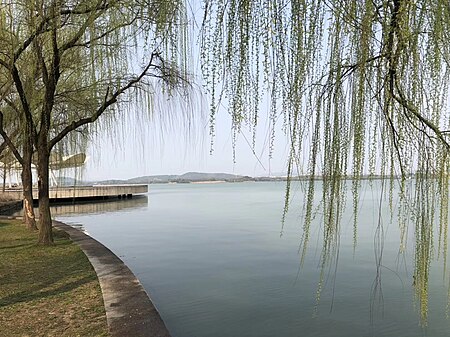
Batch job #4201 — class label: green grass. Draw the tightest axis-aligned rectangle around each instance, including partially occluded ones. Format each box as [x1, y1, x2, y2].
[0, 220, 109, 336]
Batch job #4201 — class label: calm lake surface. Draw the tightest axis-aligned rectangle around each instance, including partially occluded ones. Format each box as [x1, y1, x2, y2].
[54, 181, 450, 337]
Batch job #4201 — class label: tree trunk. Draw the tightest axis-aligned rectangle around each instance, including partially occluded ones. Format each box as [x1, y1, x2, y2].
[21, 163, 37, 230]
[2, 163, 6, 192]
[37, 144, 53, 245]
[19, 132, 38, 230]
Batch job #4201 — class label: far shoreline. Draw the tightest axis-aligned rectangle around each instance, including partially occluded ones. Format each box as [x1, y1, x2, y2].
[190, 180, 226, 184]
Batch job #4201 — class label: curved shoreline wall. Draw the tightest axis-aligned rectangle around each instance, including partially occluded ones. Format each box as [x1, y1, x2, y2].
[53, 220, 171, 337]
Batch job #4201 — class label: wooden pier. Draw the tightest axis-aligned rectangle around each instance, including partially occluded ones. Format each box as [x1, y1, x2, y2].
[1, 184, 148, 202]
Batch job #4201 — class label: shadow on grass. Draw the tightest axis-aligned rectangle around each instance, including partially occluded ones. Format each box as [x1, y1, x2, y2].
[0, 236, 98, 309]
[0, 274, 96, 307]
[53, 229, 70, 239]
[0, 242, 35, 250]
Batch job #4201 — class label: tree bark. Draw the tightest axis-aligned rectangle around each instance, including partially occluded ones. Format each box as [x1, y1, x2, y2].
[22, 137, 37, 230]
[37, 142, 53, 244]
[22, 143, 37, 232]
[2, 164, 6, 192]
[21, 164, 37, 230]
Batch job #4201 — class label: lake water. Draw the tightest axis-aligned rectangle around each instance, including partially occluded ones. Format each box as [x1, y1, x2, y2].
[54, 181, 450, 337]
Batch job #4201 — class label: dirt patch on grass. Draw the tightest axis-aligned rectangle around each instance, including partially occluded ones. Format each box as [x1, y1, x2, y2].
[0, 220, 109, 336]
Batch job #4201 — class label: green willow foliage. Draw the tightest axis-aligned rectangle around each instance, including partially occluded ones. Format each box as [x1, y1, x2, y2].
[0, 0, 189, 154]
[202, 0, 450, 325]
[1, 1, 188, 142]
[0, 0, 191, 243]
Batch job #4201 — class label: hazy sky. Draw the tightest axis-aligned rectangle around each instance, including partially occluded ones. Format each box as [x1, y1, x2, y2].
[77, 2, 291, 181]
[82, 102, 291, 181]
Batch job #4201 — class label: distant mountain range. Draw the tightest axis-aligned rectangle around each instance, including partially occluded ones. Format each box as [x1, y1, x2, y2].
[53, 171, 392, 186]
[99, 172, 257, 184]
[55, 172, 288, 186]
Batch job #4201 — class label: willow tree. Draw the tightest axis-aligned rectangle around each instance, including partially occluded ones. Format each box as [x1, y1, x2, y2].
[0, 0, 190, 244]
[0, 111, 36, 230]
[202, 0, 450, 324]
[0, 45, 37, 230]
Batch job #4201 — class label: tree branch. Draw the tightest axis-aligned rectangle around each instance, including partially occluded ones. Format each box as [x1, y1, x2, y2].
[60, 2, 110, 16]
[33, 38, 49, 88]
[393, 81, 450, 149]
[67, 19, 138, 49]
[13, 18, 51, 62]
[59, 0, 106, 53]
[49, 53, 157, 149]
[11, 65, 37, 145]
[0, 111, 23, 165]
[6, 1, 110, 63]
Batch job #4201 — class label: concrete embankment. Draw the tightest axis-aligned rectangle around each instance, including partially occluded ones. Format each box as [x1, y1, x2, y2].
[54, 221, 171, 337]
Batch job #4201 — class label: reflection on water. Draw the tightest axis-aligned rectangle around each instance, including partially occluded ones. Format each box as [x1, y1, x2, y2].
[12, 195, 148, 217]
[51, 196, 148, 216]
[54, 182, 450, 337]
[53, 196, 148, 236]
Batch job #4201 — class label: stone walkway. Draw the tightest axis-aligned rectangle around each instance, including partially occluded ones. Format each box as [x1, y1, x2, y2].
[53, 220, 171, 337]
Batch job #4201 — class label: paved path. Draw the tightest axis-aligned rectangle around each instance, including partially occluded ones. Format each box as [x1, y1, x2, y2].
[53, 220, 171, 337]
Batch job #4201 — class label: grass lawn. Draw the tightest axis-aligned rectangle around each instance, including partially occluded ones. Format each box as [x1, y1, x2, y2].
[0, 220, 109, 336]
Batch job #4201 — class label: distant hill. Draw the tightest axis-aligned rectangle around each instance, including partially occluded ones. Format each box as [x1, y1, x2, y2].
[177, 172, 248, 182]
[126, 175, 177, 184]
[95, 172, 254, 184]
[49, 172, 293, 187]
[52, 172, 401, 186]
[92, 179, 129, 185]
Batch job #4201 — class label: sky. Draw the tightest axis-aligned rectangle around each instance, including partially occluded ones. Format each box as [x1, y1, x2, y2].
[76, 2, 292, 182]
[82, 103, 291, 181]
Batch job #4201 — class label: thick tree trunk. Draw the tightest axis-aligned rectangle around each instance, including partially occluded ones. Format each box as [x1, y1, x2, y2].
[37, 145, 53, 245]
[21, 134, 37, 230]
[22, 139, 36, 230]
[21, 163, 37, 230]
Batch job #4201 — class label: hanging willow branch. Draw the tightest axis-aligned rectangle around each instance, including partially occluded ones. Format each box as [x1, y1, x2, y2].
[202, 0, 450, 325]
